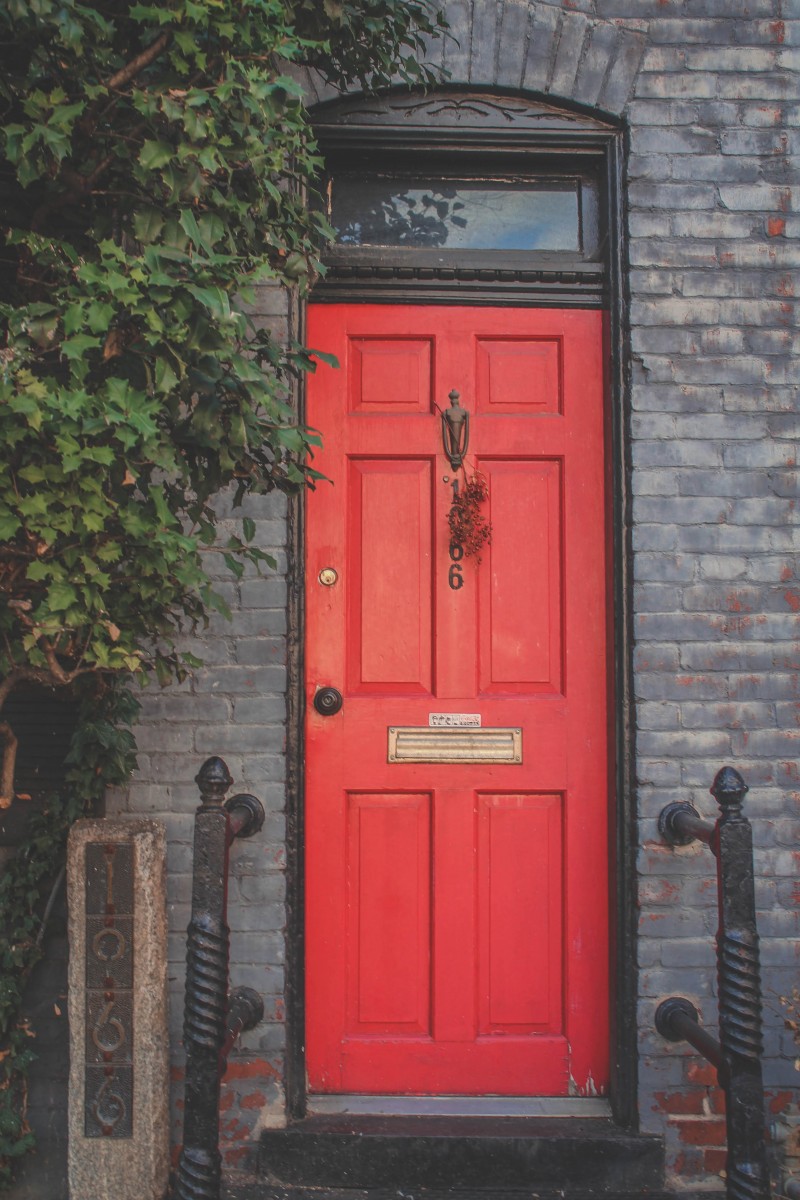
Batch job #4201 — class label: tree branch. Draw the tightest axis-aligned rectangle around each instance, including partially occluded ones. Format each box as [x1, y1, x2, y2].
[0, 720, 19, 808]
[106, 31, 172, 93]
[29, 29, 171, 235]
[38, 637, 80, 686]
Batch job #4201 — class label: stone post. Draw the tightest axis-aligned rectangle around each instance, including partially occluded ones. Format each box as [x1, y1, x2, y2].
[67, 818, 169, 1200]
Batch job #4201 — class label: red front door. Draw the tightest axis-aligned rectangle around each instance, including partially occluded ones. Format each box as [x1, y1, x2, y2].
[304, 304, 610, 1096]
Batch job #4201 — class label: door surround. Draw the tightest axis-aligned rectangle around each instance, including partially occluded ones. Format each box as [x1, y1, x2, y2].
[284, 87, 636, 1128]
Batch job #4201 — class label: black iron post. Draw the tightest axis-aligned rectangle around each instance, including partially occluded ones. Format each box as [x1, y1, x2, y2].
[657, 767, 771, 1200]
[175, 756, 233, 1200]
[174, 757, 265, 1200]
[712, 767, 770, 1200]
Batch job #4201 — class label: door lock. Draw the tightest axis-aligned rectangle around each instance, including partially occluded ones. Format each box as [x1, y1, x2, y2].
[313, 687, 343, 716]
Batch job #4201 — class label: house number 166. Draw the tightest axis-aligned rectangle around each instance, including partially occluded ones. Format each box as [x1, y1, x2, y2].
[448, 540, 464, 590]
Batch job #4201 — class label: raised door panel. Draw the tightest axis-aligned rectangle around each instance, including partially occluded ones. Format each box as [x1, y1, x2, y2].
[346, 793, 432, 1036]
[347, 459, 433, 693]
[478, 459, 563, 695]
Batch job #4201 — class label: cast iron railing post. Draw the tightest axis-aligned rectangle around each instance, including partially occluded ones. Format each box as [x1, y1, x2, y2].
[175, 756, 265, 1200]
[656, 767, 771, 1200]
[713, 767, 770, 1200]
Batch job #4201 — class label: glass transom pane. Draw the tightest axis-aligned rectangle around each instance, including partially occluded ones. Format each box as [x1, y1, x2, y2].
[330, 178, 581, 252]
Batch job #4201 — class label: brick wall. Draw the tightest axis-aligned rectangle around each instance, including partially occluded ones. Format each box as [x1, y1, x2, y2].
[620, 6, 800, 1185]
[108, 285, 295, 1163]
[109, 0, 800, 1189]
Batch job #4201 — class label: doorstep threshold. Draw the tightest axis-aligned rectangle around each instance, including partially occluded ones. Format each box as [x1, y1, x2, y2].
[306, 1094, 611, 1118]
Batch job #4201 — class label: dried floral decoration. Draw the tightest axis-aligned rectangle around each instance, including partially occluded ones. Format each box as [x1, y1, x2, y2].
[448, 472, 492, 562]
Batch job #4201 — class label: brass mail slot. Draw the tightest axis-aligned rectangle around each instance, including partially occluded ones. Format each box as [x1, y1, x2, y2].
[387, 726, 522, 764]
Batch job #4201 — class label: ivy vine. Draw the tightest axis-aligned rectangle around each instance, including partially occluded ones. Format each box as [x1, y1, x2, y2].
[0, 681, 138, 1184]
[0, 0, 446, 1184]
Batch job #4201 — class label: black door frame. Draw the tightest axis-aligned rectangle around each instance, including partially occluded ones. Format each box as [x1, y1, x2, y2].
[283, 87, 636, 1129]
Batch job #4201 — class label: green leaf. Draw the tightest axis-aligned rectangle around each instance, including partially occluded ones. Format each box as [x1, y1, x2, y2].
[17, 465, 47, 484]
[0, 514, 21, 539]
[179, 208, 203, 248]
[139, 140, 174, 170]
[46, 582, 78, 611]
[185, 285, 231, 321]
[133, 209, 166, 243]
[61, 334, 96, 360]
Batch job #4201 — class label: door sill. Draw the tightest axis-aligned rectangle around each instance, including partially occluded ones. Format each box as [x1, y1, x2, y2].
[258, 1114, 665, 1192]
[306, 1094, 611, 1118]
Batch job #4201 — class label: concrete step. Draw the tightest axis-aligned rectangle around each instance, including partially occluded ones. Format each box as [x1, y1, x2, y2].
[224, 1178, 718, 1200]
[251, 1116, 668, 1195]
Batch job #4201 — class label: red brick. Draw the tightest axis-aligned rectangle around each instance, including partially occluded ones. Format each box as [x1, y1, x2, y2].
[240, 1089, 267, 1110]
[223, 1146, 252, 1167]
[687, 1062, 718, 1086]
[704, 1148, 728, 1174]
[708, 1088, 727, 1114]
[674, 1119, 728, 1147]
[223, 1057, 278, 1081]
[768, 1090, 795, 1114]
[674, 1149, 704, 1178]
[655, 1090, 705, 1115]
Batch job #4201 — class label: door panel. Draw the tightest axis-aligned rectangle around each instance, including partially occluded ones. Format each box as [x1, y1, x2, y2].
[479, 459, 563, 694]
[305, 304, 609, 1096]
[349, 338, 433, 412]
[348, 459, 433, 692]
[475, 337, 562, 414]
[346, 792, 432, 1035]
[477, 793, 563, 1034]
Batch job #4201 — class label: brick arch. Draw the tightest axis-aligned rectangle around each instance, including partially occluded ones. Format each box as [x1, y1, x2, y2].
[297, 0, 649, 119]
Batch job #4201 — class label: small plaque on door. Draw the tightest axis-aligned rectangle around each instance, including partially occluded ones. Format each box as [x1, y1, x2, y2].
[388, 726, 522, 764]
[428, 713, 481, 728]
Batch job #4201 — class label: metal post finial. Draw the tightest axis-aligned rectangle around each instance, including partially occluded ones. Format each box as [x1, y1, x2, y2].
[194, 756, 233, 806]
[711, 765, 749, 820]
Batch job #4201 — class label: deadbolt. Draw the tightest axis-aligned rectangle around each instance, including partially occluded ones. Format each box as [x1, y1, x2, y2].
[314, 687, 343, 716]
[318, 567, 338, 586]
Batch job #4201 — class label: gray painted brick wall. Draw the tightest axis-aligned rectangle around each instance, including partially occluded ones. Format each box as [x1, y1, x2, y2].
[109, 0, 799, 1187]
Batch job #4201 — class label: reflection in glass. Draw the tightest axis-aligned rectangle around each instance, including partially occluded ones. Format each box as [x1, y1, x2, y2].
[331, 179, 580, 252]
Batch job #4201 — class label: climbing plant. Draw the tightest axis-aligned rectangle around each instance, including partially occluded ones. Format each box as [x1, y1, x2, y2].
[0, 680, 138, 1183]
[0, 0, 444, 796]
[0, 0, 445, 1179]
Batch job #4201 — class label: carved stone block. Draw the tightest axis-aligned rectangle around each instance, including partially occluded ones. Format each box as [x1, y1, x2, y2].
[68, 819, 169, 1200]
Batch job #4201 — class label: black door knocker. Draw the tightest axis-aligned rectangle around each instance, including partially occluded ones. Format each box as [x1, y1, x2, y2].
[441, 389, 469, 483]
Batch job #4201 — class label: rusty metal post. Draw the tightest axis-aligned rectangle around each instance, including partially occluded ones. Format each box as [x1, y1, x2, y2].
[174, 757, 264, 1200]
[711, 767, 771, 1200]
